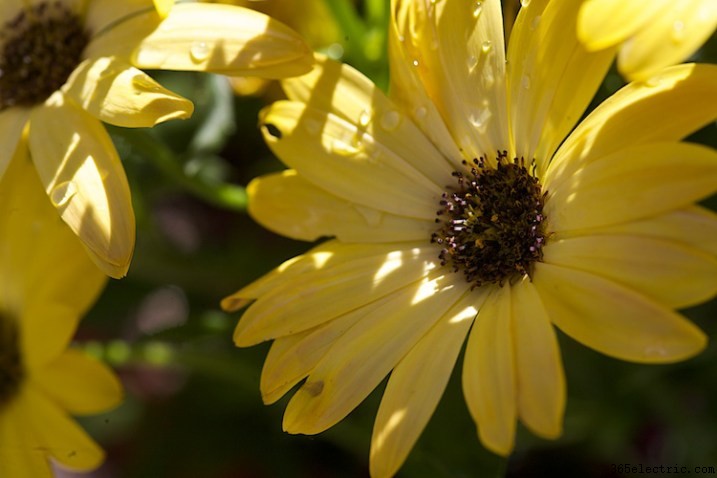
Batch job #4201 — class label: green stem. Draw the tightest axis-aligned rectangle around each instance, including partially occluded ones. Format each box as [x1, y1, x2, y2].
[324, 0, 367, 53]
[110, 127, 248, 212]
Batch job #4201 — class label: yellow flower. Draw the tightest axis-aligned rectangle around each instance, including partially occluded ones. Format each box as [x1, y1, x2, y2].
[223, 0, 717, 476]
[0, 147, 122, 478]
[0, 0, 313, 278]
[578, 0, 717, 81]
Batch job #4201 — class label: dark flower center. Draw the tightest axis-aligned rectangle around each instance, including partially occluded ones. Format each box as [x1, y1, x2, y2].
[432, 151, 547, 288]
[0, 314, 23, 407]
[0, 2, 89, 111]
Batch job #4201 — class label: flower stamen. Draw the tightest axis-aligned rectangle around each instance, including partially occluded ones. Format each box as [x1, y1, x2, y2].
[432, 151, 547, 288]
[0, 2, 88, 110]
[0, 315, 23, 407]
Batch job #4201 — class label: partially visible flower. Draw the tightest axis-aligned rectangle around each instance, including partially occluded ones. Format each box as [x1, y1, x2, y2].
[0, 147, 122, 478]
[578, 0, 717, 80]
[207, 0, 342, 96]
[0, 0, 313, 278]
[223, 0, 717, 476]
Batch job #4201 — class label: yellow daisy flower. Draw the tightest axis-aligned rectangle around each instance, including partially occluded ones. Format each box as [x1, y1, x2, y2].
[578, 0, 717, 81]
[0, 0, 313, 278]
[0, 147, 122, 477]
[223, 0, 717, 476]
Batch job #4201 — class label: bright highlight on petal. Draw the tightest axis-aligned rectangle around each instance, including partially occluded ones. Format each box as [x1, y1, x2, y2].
[28, 94, 135, 278]
[63, 57, 194, 128]
[131, 3, 314, 78]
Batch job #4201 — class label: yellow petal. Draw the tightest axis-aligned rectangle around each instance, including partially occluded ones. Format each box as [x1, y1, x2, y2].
[234, 243, 439, 346]
[0, 392, 53, 478]
[370, 291, 482, 478]
[31, 349, 122, 415]
[259, 100, 442, 218]
[462, 286, 516, 456]
[534, 262, 707, 363]
[17, 387, 105, 471]
[617, 0, 717, 81]
[387, 2, 463, 163]
[261, 301, 383, 405]
[0, 149, 106, 371]
[118, 4, 313, 78]
[0, 1, 23, 21]
[248, 170, 435, 243]
[546, 142, 717, 231]
[578, 206, 717, 256]
[28, 93, 135, 278]
[63, 56, 193, 128]
[546, 63, 717, 189]
[512, 279, 565, 439]
[283, 274, 468, 435]
[222, 240, 347, 312]
[544, 235, 717, 308]
[391, 0, 508, 159]
[508, 0, 615, 172]
[153, 0, 172, 17]
[85, 0, 160, 37]
[577, 0, 666, 50]
[281, 54, 459, 176]
[0, 107, 29, 179]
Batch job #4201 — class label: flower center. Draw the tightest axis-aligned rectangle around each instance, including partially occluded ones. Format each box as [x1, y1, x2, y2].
[0, 2, 89, 111]
[0, 314, 23, 407]
[431, 151, 547, 288]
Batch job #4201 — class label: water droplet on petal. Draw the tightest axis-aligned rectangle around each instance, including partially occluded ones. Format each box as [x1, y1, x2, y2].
[189, 41, 210, 62]
[380, 110, 402, 131]
[531, 15, 541, 30]
[50, 181, 77, 208]
[481, 40, 492, 54]
[467, 55, 478, 70]
[415, 106, 427, 119]
[303, 118, 322, 136]
[412, 59, 419, 67]
[521, 74, 531, 90]
[353, 205, 384, 227]
[358, 110, 371, 128]
[469, 108, 492, 133]
[671, 20, 685, 42]
[644, 345, 667, 358]
[473, 1, 482, 18]
[330, 139, 361, 156]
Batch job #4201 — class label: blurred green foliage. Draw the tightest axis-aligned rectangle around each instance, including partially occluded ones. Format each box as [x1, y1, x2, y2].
[71, 2, 717, 477]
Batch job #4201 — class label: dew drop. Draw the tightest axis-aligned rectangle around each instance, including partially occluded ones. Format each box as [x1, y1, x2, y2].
[412, 59, 419, 67]
[473, 1, 482, 18]
[671, 20, 685, 42]
[644, 345, 667, 358]
[467, 55, 478, 70]
[521, 74, 531, 90]
[530, 15, 541, 30]
[380, 110, 401, 131]
[469, 108, 492, 133]
[330, 139, 361, 156]
[50, 181, 78, 208]
[303, 118, 322, 136]
[358, 110, 371, 128]
[353, 205, 384, 227]
[414, 106, 427, 119]
[481, 40, 492, 54]
[189, 41, 211, 62]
